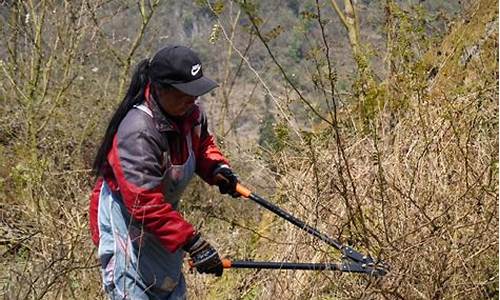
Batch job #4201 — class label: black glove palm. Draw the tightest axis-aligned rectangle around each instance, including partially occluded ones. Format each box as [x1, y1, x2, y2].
[183, 233, 223, 277]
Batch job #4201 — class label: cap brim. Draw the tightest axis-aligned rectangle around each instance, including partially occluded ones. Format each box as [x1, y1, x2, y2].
[171, 76, 218, 96]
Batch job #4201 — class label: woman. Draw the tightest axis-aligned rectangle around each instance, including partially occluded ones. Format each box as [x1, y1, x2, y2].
[89, 45, 240, 299]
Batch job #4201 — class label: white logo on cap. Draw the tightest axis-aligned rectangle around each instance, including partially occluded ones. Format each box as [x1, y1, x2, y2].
[191, 64, 201, 76]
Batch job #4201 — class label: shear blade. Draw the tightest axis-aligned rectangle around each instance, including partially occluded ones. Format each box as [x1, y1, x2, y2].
[340, 260, 389, 277]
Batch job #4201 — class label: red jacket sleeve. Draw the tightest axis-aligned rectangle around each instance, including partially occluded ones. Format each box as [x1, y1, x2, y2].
[195, 112, 230, 185]
[108, 112, 195, 253]
[89, 177, 103, 246]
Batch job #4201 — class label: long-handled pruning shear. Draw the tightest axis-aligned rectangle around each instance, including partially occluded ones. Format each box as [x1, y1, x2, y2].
[191, 181, 389, 277]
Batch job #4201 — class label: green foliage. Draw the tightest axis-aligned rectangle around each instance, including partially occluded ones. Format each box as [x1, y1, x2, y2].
[209, 23, 221, 44]
[258, 119, 277, 150]
[211, 0, 225, 16]
[0, 0, 497, 299]
[258, 95, 291, 155]
[356, 81, 389, 126]
[273, 121, 290, 153]
[287, 5, 316, 63]
[263, 25, 284, 42]
[288, 30, 304, 63]
[241, 286, 260, 300]
[183, 12, 195, 37]
[237, 0, 262, 27]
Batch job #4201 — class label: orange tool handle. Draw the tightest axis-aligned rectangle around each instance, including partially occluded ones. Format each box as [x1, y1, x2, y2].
[188, 259, 233, 269]
[214, 173, 251, 198]
[236, 183, 251, 198]
[221, 258, 232, 268]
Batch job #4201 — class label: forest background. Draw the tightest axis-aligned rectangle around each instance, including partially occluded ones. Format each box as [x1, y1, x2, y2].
[0, 0, 498, 299]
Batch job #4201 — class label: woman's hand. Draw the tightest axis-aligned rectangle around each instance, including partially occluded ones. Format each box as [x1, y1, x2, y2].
[183, 233, 223, 277]
[213, 165, 241, 198]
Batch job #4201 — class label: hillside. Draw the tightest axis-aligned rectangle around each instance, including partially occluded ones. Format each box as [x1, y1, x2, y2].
[0, 0, 497, 299]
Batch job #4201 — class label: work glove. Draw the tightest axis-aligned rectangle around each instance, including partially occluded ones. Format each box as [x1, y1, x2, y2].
[213, 165, 241, 198]
[183, 233, 223, 277]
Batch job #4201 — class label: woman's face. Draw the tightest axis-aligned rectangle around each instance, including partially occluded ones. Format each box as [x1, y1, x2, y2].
[155, 86, 197, 117]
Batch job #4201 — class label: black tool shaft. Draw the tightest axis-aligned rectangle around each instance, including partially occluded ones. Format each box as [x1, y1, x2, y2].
[230, 260, 341, 271]
[248, 193, 369, 264]
[249, 193, 342, 249]
[223, 259, 386, 276]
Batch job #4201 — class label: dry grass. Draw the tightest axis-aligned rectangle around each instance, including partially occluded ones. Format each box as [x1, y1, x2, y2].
[0, 0, 497, 299]
[184, 81, 498, 299]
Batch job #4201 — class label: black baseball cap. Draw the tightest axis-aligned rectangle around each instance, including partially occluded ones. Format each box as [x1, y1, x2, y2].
[149, 45, 218, 96]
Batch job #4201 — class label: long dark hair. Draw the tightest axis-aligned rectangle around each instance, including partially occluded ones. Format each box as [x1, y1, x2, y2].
[92, 59, 150, 176]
